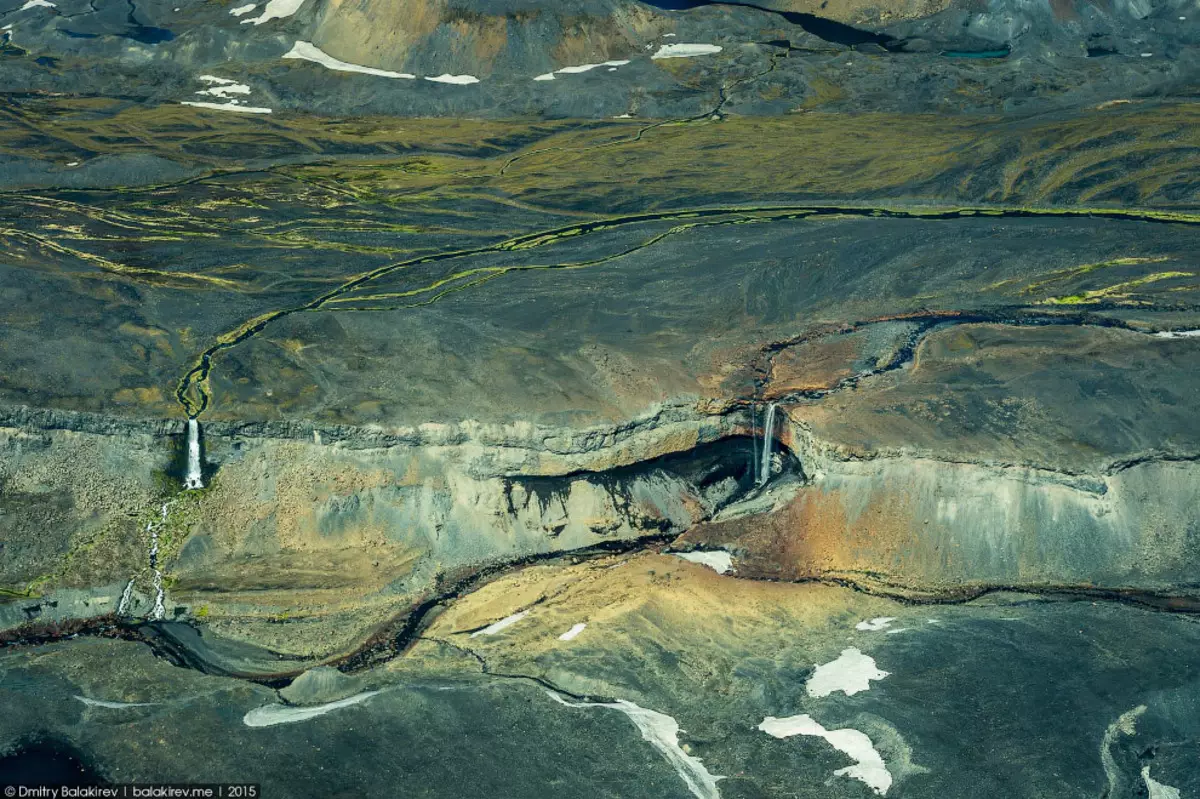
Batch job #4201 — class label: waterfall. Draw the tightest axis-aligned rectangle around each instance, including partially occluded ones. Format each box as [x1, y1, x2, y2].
[750, 403, 759, 484]
[184, 418, 204, 490]
[116, 578, 135, 616]
[148, 502, 168, 621]
[758, 402, 778, 486]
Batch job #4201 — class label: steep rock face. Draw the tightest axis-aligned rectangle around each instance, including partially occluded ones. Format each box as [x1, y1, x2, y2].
[5, 320, 1200, 647]
[690, 455, 1200, 592]
[0, 404, 752, 654]
[686, 324, 1200, 594]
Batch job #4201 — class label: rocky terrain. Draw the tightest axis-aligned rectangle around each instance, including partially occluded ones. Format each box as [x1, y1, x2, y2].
[1, 0, 1199, 795]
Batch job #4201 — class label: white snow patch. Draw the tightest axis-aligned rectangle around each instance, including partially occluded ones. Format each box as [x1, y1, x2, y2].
[75, 696, 157, 709]
[855, 617, 896, 632]
[806, 648, 889, 697]
[1155, 329, 1200, 338]
[283, 41, 415, 79]
[243, 691, 379, 727]
[198, 82, 251, 99]
[19, 0, 55, 10]
[547, 691, 724, 799]
[554, 59, 631, 75]
[181, 101, 272, 114]
[651, 43, 722, 59]
[470, 610, 528, 637]
[559, 622, 587, 641]
[614, 113, 633, 118]
[425, 73, 480, 85]
[674, 550, 733, 574]
[884, 628, 910, 635]
[185, 77, 270, 115]
[230, 3, 256, 16]
[758, 714, 892, 795]
[1142, 766, 1181, 799]
[242, 0, 305, 25]
[536, 56, 639, 81]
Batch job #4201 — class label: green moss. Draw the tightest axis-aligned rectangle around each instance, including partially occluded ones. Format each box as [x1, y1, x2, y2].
[1039, 271, 1195, 305]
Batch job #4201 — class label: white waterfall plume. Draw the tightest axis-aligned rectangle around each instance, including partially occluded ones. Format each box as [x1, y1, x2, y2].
[751, 403, 759, 484]
[148, 502, 169, 621]
[757, 402, 778, 486]
[116, 578, 135, 616]
[184, 418, 204, 490]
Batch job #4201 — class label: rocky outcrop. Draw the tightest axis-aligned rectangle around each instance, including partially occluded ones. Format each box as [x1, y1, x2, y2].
[686, 323, 1200, 596]
[688, 448, 1200, 594]
[4, 320, 1200, 652]
[0, 401, 758, 655]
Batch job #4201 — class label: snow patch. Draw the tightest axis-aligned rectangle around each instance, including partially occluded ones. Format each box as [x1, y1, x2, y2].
[652, 43, 722, 59]
[198, 82, 251, 100]
[1155, 329, 1200, 338]
[547, 692, 724, 799]
[470, 610, 528, 637]
[229, 4, 256, 16]
[1142, 766, 1181, 799]
[243, 691, 379, 727]
[284, 41, 415, 79]
[184, 77, 271, 114]
[538, 59, 631, 80]
[559, 622, 587, 641]
[855, 617, 896, 632]
[18, 0, 55, 10]
[75, 696, 157, 709]
[557, 60, 629, 73]
[759, 714, 892, 795]
[807, 648, 889, 697]
[242, 0, 305, 25]
[674, 550, 733, 574]
[425, 73, 480, 85]
[181, 101, 272, 114]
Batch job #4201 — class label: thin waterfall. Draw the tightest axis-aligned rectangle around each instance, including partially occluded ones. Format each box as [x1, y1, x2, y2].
[148, 502, 169, 621]
[757, 402, 778, 486]
[184, 418, 204, 490]
[116, 578, 135, 616]
[750, 402, 759, 484]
